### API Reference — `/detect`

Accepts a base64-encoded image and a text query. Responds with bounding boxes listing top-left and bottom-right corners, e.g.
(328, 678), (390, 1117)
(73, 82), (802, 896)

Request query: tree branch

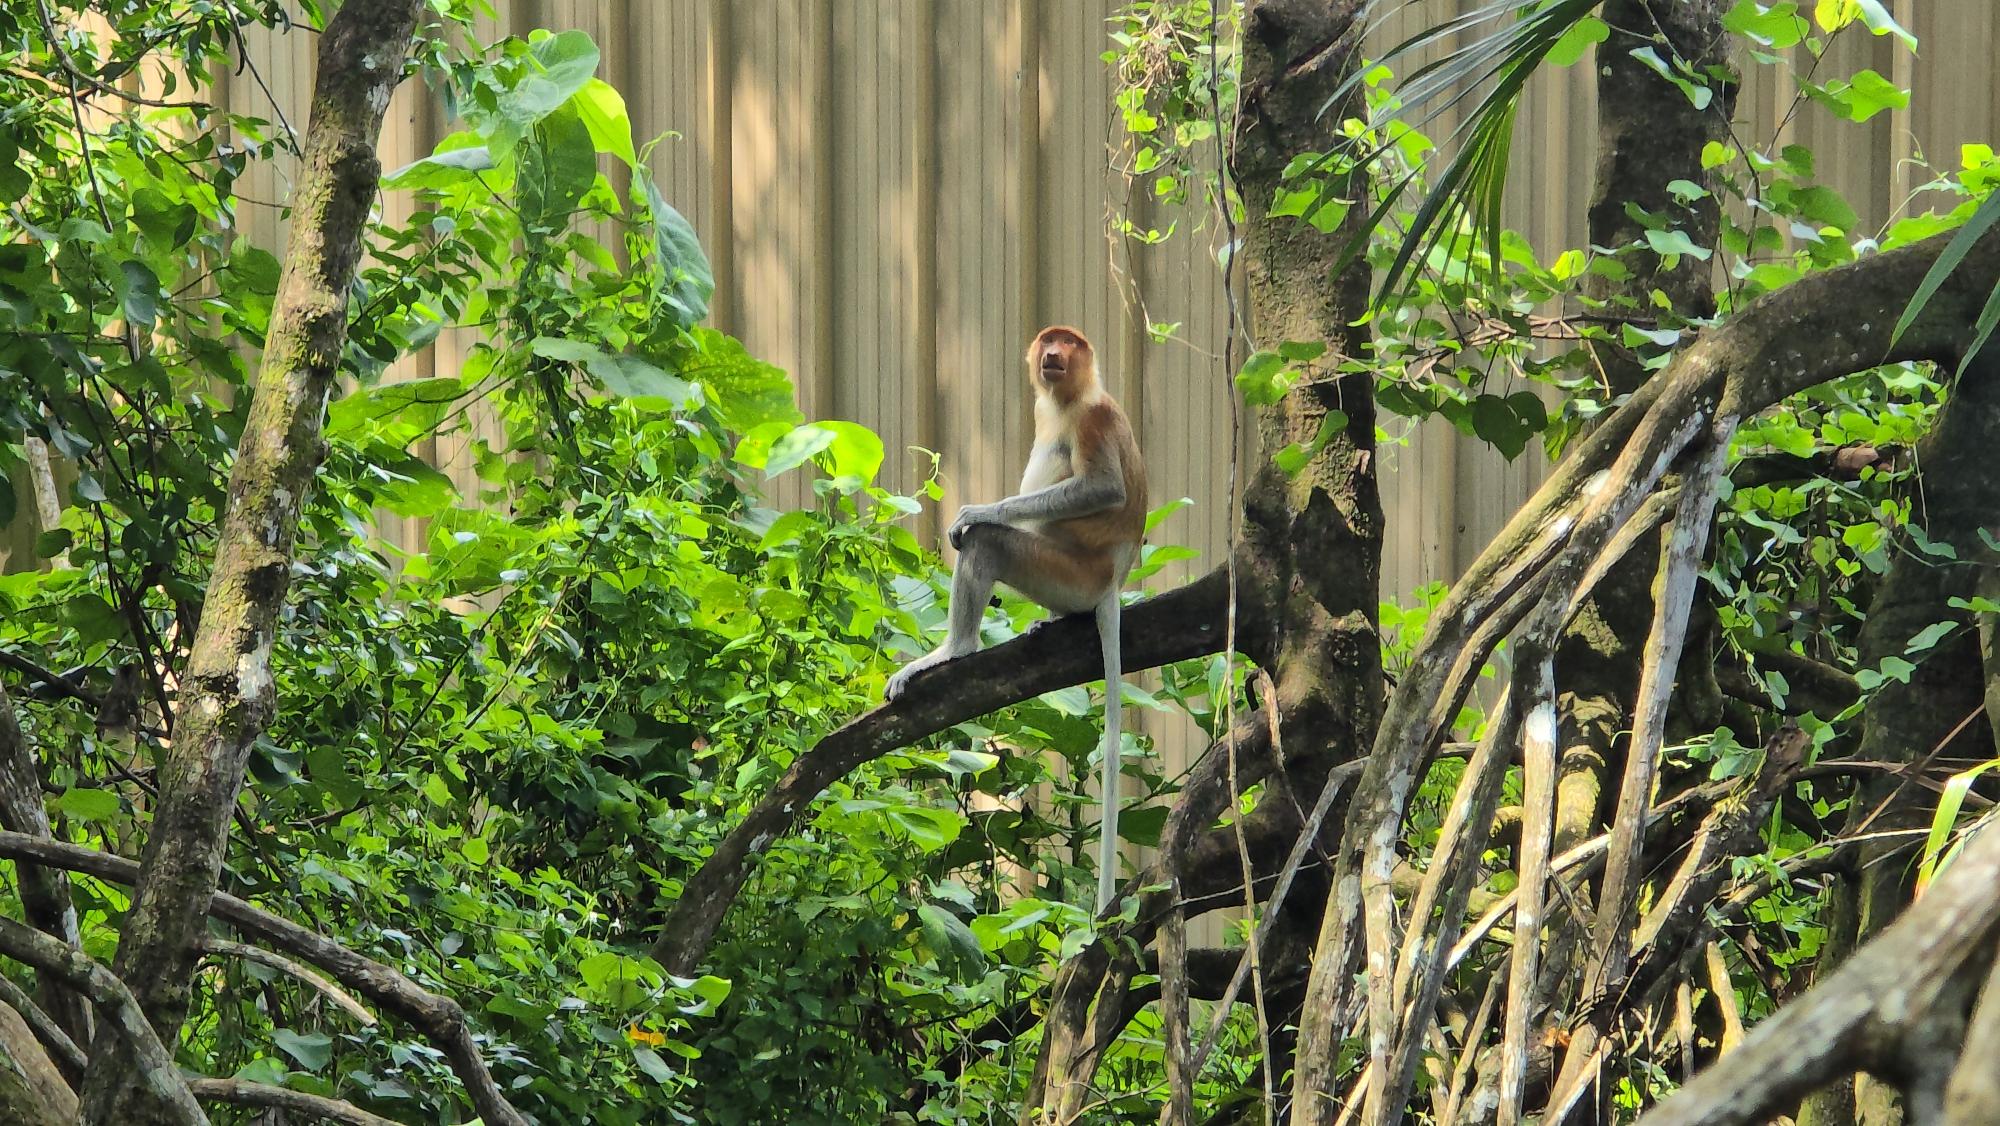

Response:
(1637, 822), (2000, 1126)
(0, 831), (525, 1126)
(651, 567), (1229, 973)
(0, 916), (204, 1124)
(188, 1078), (403, 1126)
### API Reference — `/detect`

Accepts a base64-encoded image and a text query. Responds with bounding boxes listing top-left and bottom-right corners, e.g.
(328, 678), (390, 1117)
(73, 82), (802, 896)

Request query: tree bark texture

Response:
(74, 1), (427, 1120)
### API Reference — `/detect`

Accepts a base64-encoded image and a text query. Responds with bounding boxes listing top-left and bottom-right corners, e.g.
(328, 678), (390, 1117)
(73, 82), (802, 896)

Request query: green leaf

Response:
(531, 338), (698, 408)
(916, 903), (984, 980)
(119, 261), (161, 327)
(1904, 620), (1958, 654)
(640, 172), (714, 328)
(1893, 193), (2000, 349)
(632, 1046), (676, 1085)
(1643, 227), (1712, 261)
(325, 378), (465, 443)
(885, 804), (963, 852)
(517, 105), (596, 240)
(1234, 351), (1290, 407)
(572, 78), (637, 167)
(1917, 760), (2000, 890)
(578, 951), (661, 1009)
(370, 455), (459, 518)
(680, 329), (800, 432)
(1546, 15), (1608, 66)
(816, 420), (884, 485)
(272, 1029), (333, 1071)
(1724, 0), (1807, 48)
(55, 788), (120, 822)
(763, 425), (837, 478)
(383, 142), (495, 190)
(489, 30), (602, 151)
(1839, 68), (1908, 122)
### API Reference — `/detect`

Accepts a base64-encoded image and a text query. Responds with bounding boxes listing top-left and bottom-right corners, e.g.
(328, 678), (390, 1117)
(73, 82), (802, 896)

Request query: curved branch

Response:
(652, 568), (1230, 973)
(201, 939), (376, 1027)
(189, 1079), (402, 1126)
(0, 916), (204, 1124)
(0, 831), (525, 1126)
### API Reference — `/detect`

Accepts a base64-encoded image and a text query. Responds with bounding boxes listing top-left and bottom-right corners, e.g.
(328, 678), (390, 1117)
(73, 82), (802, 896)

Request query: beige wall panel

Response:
(934, 2), (1025, 536)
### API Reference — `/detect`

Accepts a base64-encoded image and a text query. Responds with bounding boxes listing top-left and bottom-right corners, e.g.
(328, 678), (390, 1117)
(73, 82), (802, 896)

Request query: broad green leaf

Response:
(272, 1029), (333, 1071)
(573, 78), (637, 167)
(578, 951), (661, 1009)
(118, 260), (161, 327)
(55, 788), (120, 822)
(518, 105), (596, 239)
(383, 143), (495, 191)
(816, 420), (885, 484)
(887, 805), (964, 852)
(916, 903), (984, 980)
(680, 329), (801, 432)
(763, 425), (837, 478)
(1546, 15), (1608, 65)
(1234, 351), (1290, 407)
(632, 1046), (676, 1085)
(325, 378), (466, 443)
(640, 172), (714, 328)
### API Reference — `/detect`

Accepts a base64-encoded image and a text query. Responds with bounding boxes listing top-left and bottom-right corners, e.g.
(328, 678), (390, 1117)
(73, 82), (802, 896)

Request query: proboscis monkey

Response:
(886, 326), (1147, 911)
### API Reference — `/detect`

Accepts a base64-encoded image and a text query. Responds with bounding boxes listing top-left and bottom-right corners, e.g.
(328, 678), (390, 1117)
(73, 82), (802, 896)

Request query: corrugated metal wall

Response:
(9, 3), (1999, 775)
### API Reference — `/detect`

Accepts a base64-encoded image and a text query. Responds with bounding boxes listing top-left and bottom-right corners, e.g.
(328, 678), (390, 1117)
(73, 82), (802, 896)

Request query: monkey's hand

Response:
(946, 504), (1002, 550)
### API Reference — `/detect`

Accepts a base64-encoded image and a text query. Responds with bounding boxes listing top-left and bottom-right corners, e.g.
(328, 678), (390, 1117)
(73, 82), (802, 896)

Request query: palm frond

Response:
(1892, 191), (2000, 373)
(1324, 0), (1604, 306)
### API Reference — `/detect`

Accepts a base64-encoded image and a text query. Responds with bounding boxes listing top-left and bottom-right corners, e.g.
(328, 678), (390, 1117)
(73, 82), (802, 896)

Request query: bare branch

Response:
(1638, 822), (2000, 1126)
(0, 916), (204, 1124)
(189, 1078), (403, 1126)
(0, 972), (83, 1080)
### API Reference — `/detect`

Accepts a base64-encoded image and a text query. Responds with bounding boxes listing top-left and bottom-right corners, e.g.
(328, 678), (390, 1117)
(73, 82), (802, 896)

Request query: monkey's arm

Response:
(978, 446), (1127, 525)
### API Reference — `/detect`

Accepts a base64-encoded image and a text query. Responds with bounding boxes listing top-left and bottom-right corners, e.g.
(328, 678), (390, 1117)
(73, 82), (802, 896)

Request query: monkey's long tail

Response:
(1095, 594), (1123, 914)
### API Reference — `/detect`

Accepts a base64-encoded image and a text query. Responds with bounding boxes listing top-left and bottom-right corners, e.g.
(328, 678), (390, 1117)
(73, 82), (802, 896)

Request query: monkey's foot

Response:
(884, 652), (947, 702)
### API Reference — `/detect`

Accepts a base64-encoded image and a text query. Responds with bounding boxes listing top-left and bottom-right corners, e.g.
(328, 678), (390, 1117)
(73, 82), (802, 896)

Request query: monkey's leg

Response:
(884, 527), (1008, 700)
(884, 525), (1107, 700)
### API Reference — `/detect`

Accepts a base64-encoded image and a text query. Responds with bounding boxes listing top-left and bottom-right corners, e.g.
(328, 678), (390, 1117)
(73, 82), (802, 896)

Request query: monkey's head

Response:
(1027, 325), (1096, 403)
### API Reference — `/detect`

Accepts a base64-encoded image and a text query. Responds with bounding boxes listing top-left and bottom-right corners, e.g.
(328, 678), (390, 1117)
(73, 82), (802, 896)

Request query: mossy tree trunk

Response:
(74, 2), (427, 1120)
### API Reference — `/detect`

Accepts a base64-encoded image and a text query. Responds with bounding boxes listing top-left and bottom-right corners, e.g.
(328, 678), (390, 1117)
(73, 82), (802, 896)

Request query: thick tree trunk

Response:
(74, 2), (427, 1120)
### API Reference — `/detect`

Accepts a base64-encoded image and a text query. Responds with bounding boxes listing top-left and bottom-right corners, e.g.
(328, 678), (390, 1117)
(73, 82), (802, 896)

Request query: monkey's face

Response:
(1028, 326), (1094, 396)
